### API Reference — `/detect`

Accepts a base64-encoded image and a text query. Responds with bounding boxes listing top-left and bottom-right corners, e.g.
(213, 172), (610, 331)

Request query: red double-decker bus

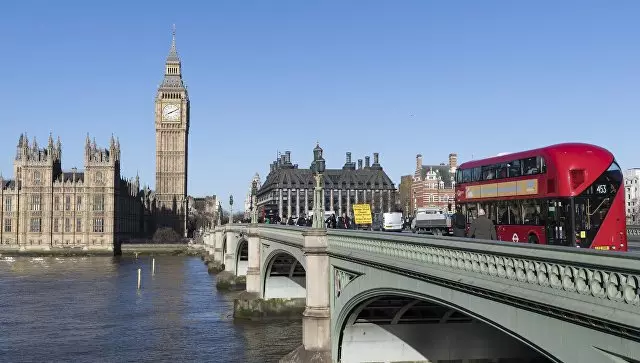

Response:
(455, 143), (627, 251)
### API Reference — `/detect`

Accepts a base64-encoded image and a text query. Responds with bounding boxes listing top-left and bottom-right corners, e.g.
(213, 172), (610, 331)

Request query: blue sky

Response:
(2, 1), (639, 210)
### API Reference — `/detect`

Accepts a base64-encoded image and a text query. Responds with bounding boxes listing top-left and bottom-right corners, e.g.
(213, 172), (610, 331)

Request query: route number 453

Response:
(596, 184), (607, 194)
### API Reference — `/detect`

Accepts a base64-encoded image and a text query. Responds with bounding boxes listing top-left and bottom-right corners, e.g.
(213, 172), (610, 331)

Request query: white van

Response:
(381, 212), (403, 232)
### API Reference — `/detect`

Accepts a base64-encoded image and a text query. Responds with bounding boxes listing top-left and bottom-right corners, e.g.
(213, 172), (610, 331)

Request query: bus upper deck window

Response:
(472, 167), (482, 181)
(508, 160), (522, 177)
(462, 169), (472, 183)
(482, 165), (496, 180)
(523, 157), (538, 175)
(538, 157), (547, 173)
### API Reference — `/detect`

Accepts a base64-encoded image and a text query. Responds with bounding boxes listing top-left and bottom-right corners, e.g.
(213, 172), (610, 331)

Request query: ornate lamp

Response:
(312, 143), (326, 229)
(217, 202), (222, 226)
(229, 195), (234, 224)
(251, 180), (258, 224)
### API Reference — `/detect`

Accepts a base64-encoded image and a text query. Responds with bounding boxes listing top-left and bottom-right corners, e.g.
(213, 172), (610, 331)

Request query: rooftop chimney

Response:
(371, 152), (382, 170)
(285, 151), (291, 164)
(343, 152), (356, 170)
(365, 156), (370, 169)
(416, 154), (423, 171)
(358, 159), (363, 170)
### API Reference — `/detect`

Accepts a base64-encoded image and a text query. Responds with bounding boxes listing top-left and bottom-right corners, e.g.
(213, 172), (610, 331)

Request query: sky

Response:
(1, 1), (639, 211)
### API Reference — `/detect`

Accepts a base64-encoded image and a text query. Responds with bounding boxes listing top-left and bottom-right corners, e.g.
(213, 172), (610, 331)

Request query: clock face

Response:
(162, 104), (181, 121)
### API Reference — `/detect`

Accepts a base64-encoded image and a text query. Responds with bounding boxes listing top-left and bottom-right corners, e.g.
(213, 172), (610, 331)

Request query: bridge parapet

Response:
(257, 225), (305, 247)
(628, 226), (640, 240)
(327, 230), (640, 339)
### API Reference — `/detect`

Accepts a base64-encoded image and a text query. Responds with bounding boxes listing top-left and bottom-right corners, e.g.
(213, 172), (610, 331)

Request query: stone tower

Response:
(13, 134), (62, 245)
(155, 26), (190, 236)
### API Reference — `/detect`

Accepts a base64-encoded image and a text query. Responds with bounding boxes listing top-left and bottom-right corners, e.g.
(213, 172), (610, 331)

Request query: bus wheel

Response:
(528, 234), (539, 244)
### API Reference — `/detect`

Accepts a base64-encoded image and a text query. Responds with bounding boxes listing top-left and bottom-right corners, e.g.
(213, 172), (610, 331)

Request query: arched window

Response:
(33, 171), (41, 184)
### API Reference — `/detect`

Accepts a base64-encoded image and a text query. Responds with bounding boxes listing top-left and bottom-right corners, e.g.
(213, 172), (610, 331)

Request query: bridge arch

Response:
(235, 238), (248, 276)
(222, 233), (227, 255)
(262, 249), (306, 299)
(335, 288), (556, 363)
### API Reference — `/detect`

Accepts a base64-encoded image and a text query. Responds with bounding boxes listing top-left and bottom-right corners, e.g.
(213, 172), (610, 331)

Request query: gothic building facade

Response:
(256, 150), (397, 219)
(0, 28), (191, 249)
(0, 134), (143, 249)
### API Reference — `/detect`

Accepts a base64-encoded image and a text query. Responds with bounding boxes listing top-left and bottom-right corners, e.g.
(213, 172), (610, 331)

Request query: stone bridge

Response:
(203, 224), (640, 363)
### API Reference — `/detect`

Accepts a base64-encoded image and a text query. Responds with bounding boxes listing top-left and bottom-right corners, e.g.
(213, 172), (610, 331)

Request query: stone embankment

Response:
(0, 248), (114, 257)
(0, 243), (204, 257)
(202, 253), (225, 274)
(233, 293), (305, 321)
(120, 243), (203, 256)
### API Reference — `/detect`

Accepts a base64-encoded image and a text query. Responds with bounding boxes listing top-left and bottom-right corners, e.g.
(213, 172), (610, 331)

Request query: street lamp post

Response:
(251, 180), (258, 224)
(437, 180), (441, 209)
(229, 195), (234, 224)
(312, 143), (326, 229)
(217, 202), (222, 226)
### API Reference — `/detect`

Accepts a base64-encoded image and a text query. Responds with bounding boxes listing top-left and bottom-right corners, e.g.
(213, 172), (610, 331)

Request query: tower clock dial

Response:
(162, 104), (181, 121)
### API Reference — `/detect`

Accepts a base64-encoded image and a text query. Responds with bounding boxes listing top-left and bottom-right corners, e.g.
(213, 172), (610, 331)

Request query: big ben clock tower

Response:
(155, 26), (189, 236)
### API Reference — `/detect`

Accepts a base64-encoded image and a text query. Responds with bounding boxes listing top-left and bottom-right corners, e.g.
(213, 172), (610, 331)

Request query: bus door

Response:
(545, 200), (571, 246)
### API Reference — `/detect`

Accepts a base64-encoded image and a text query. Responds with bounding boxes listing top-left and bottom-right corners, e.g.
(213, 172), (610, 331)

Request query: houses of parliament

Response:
(0, 29), (190, 250)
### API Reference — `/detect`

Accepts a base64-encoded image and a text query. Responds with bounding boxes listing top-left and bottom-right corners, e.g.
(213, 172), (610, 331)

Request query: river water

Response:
(0, 256), (301, 363)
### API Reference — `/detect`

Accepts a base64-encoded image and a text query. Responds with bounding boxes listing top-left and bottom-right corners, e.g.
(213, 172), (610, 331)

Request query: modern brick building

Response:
(411, 153), (457, 212)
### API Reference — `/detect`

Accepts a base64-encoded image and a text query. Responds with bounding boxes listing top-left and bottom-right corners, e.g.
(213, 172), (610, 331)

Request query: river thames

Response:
(0, 255), (301, 363)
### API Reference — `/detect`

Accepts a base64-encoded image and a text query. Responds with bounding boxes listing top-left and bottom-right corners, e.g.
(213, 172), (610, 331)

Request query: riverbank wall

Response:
(0, 243), (205, 257)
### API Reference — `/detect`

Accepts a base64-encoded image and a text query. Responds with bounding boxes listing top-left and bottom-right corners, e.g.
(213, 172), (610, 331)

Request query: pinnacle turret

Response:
(159, 25), (185, 91)
(166, 24), (180, 64)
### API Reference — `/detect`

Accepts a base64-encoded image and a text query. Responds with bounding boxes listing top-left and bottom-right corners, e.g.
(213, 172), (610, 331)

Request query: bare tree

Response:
(153, 227), (181, 243)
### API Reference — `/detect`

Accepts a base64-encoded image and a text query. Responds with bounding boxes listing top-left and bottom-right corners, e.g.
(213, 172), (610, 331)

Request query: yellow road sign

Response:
(352, 204), (372, 225)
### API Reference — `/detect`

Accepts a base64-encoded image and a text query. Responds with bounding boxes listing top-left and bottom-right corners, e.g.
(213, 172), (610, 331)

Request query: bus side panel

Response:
(496, 225), (546, 244)
(591, 187), (627, 251)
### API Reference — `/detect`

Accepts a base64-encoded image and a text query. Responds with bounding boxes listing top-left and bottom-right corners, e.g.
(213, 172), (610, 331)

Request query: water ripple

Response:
(0, 256), (301, 363)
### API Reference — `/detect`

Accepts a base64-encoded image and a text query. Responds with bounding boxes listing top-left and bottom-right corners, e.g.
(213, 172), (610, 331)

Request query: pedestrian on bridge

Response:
(452, 207), (467, 237)
(468, 208), (496, 240)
